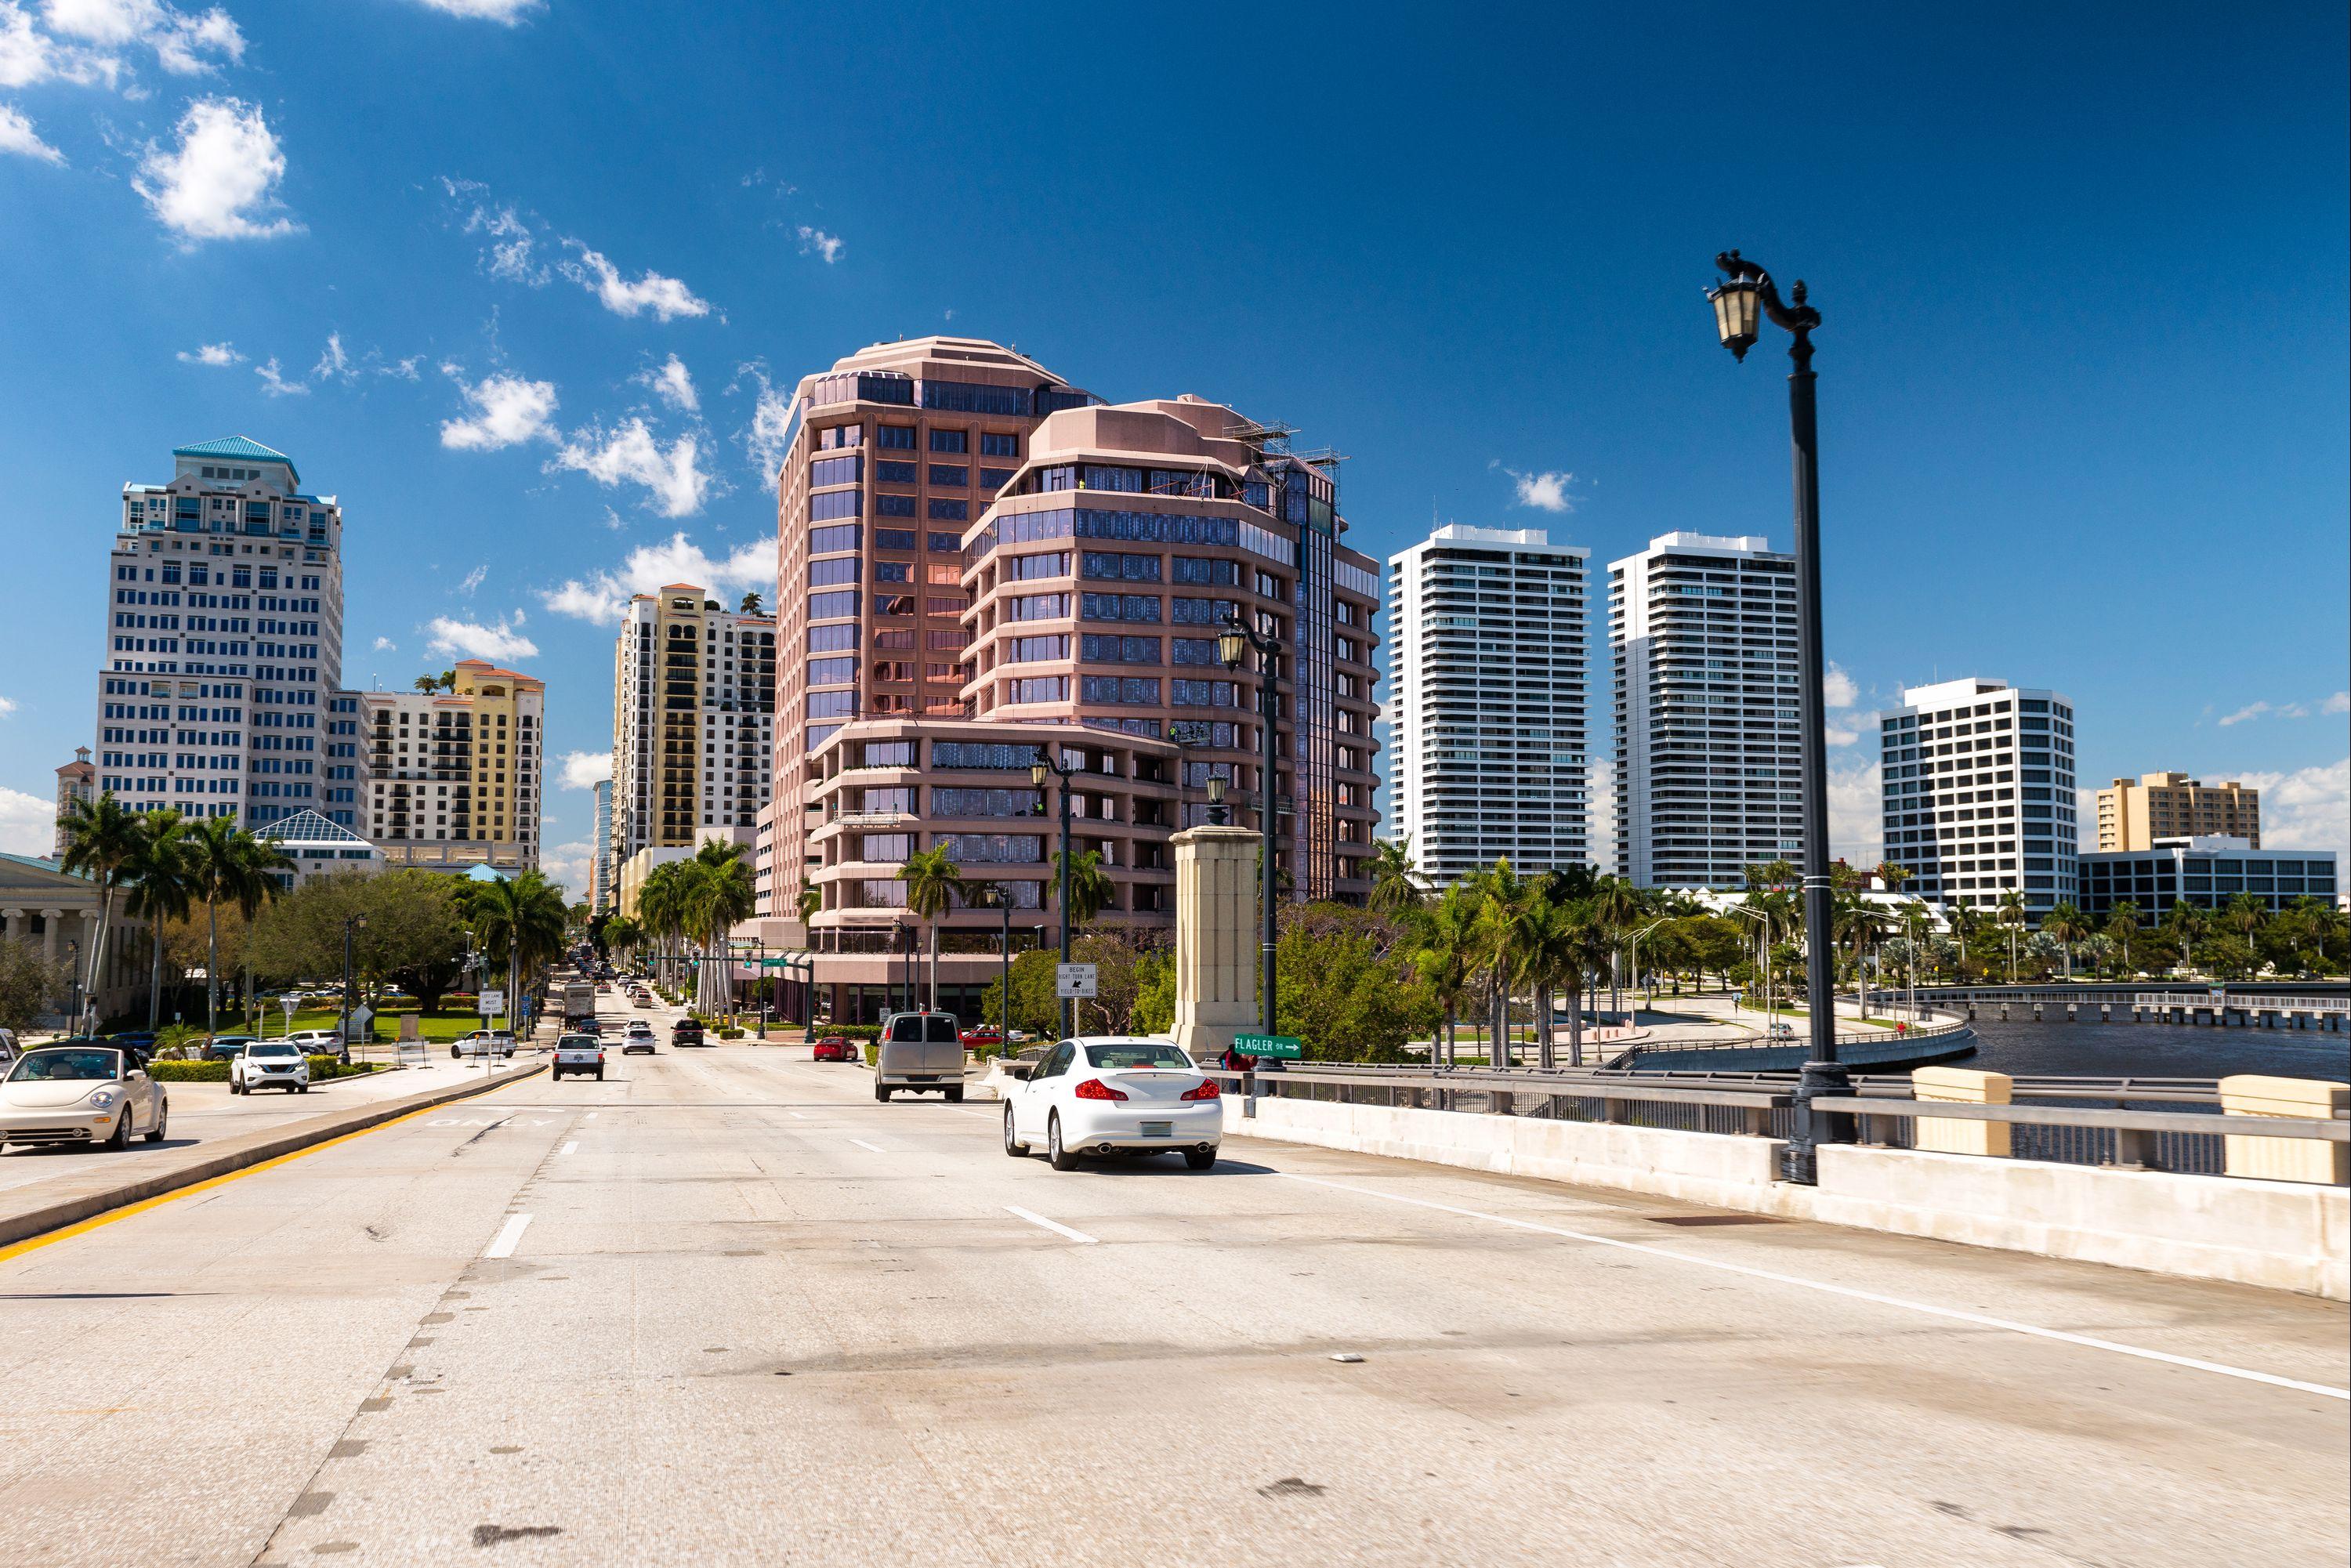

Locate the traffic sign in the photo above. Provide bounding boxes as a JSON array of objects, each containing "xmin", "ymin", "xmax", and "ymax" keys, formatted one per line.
[
  {"xmin": 478, "ymin": 989, "xmax": 505, "ymax": 1016},
  {"xmin": 1056, "ymin": 962, "xmax": 1098, "ymax": 999},
  {"xmin": 1233, "ymin": 1033, "xmax": 1302, "ymax": 1059}
]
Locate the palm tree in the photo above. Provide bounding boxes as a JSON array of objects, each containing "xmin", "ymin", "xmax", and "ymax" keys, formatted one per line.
[
  {"xmin": 58, "ymin": 791, "xmax": 146, "ymax": 1034},
  {"xmin": 795, "ymin": 879, "xmax": 821, "ymax": 925},
  {"xmin": 1995, "ymin": 889, "xmax": 2029, "ymax": 981},
  {"xmin": 739, "ymin": 591, "xmax": 765, "ymax": 615},
  {"xmin": 2160, "ymin": 898, "xmax": 2204, "ymax": 976},
  {"xmin": 2105, "ymin": 902, "xmax": 2141, "ymax": 976},
  {"xmin": 636, "ymin": 861, "xmax": 693, "ymax": 991},
  {"xmin": 463, "ymin": 870, "xmax": 570, "ymax": 1024},
  {"xmin": 1049, "ymin": 848, "xmax": 1114, "ymax": 929},
  {"xmin": 411, "ymin": 675, "xmax": 440, "ymax": 694},
  {"xmin": 184, "ymin": 816, "xmax": 290, "ymax": 1037},
  {"xmin": 600, "ymin": 914, "xmax": 643, "ymax": 964},
  {"xmin": 1409, "ymin": 884, "xmax": 1480, "ymax": 1069},
  {"xmin": 897, "ymin": 846, "xmax": 967, "ymax": 1010},
  {"xmin": 1364, "ymin": 837, "xmax": 1425, "ymax": 917},
  {"xmin": 122, "ymin": 809, "xmax": 195, "ymax": 1030},
  {"xmin": 1592, "ymin": 874, "xmax": 1643, "ymax": 1019},
  {"xmin": 1465, "ymin": 859, "xmax": 1533, "ymax": 1066},
  {"xmin": 2219, "ymin": 891, "xmax": 2266, "ymax": 945},
  {"xmin": 2040, "ymin": 901, "xmax": 2092, "ymax": 980},
  {"xmin": 680, "ymin": 843, "xmax": 755, "ymax": 1016}
]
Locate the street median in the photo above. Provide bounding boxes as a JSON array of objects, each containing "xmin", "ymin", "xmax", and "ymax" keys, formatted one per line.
[{"xmin": 0, "ymin": 1059, "xmax": 547, "ymax": 1252}]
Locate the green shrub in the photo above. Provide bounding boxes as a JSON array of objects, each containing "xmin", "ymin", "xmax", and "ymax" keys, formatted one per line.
[
  {"xmin": 147, "ymin": 1059, "xmax": 228, "ymax": 1082},
  {"xmin": 716, "ymin": 1027, "xmax": 744, "ymax": 1039}
]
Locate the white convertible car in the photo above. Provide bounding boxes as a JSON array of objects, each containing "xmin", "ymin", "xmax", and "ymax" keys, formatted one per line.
[
  {"xmin": 1002, "ymin": 1037, "xmax": 1223, "ymax": 1171},
  {"xmin": 0, "ymin": 1045, "xmax": 169, "ymax": 1151}
]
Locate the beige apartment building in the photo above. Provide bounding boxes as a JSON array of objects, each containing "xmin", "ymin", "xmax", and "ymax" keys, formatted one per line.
[
  {"xmin": 609, "ymin": 585, "xmax": 776, "ymax": 897},
  {"xmin": 53, "ymin": 748, "xmax": 96, "ymax": 856},
  {"xmin": 362, "ymin": 660, "xmax": 544, "ymax": 875},
  {"xmin": 2096, "ymin": 771, "xmax": 2260, "ymax": 851}
]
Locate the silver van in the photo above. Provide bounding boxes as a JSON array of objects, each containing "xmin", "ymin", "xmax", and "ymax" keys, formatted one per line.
[{"xmin": 875, "ymin": 1012, "xmax": 965, "ymax": 1103}]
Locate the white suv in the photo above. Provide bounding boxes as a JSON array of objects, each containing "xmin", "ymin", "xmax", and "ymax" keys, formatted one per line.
[
  {"xmin": 233, "ymin": 1040, "xmax": 311, "ymax": 1095},
  {"xmin": 451, "ymin": 1030, "xmax": 518, "ymax": 1059}
]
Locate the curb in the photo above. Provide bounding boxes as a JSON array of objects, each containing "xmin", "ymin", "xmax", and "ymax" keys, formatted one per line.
[{"xmin": 0, "ymin": 1059, "xmax": 548, "ymax": 1252}]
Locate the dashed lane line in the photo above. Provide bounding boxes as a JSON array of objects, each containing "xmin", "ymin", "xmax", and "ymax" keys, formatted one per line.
[
  {"xmin": 1005, "ymin": 1205, "xmax": 1098, "ymax": 1245},
  {"xmin": 483, "ymin": 1213, "xmax": 534, "ymax": 1259}
]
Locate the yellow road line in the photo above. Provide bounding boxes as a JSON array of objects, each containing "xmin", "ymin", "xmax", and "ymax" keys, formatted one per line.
[{"xmin": 0, "ymin": 1064, "xmax": 546, "ymax": 1269}]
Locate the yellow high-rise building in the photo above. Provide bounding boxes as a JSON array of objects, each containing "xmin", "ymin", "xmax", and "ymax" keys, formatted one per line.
[{"xmin": 2094, "ymin": 771, "xmax": 2260, "ymax": 850}]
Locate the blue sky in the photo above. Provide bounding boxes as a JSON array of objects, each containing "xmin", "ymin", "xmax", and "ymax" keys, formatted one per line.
[{"xmin": 3, "ymin": 0, "xmax": 2345, "ymax": 891}]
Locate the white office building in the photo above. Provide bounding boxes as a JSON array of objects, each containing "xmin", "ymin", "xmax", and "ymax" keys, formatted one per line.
[
  {"xmin": 1876, "ymin": 676, "xmax": 2078, "ymax": 914},
  {"xmin": 610, "ymin": 585, "xmax": 777, "ymax": 874},
  {"xmin": 1386, "ymin": 525, "xmax": 1590, "ymax": 883},
  {"xmin": 93, "ymin": 436, "xmax": 347, "ymax": 831},
  {"xmin": 1607, "ymin": 532, "xmax": 1801, "ymax": 889}
]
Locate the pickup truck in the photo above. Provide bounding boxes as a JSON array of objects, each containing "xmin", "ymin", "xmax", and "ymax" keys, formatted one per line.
[{"xmin": 551, "ymin": 1032, "xmax": 604, "ymax": 1081}]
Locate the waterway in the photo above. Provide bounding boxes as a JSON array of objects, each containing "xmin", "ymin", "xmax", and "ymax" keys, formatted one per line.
[{"xmin": 1959, "ymin": 1015, "xmax": 2350, "ymax": 1081}]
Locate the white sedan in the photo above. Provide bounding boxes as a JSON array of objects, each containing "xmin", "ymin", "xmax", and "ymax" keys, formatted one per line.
[
  {"xmin": 1002, "ymin": 1037, "xmax": 1222, "ymax": 1171},
  {"xmin": 0, "ymin": 1045, "xmax": 169, "ymax": 1150}
]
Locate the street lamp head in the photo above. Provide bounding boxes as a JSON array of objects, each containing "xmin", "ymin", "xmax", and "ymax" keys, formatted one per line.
[
  {"xmin": 1205, "ymin": 775, "xmax": 1226, "ymax": 805},
  {"xmin": 1708, "ymin": 273, "xmax": 1762, "ymax": 361},
  {"xmin": 1031, "ymin": 759, "xmax": 1049, "ymax": 788},
  {"xmin": 1216, "ymin": 625, "xmax": 1248, "ymax": 669}
]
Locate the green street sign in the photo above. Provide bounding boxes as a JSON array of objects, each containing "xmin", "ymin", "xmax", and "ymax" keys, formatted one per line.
[{"xmin": 1233, "ymin": 1034, "xmax": 1302, "ymax": 1059}]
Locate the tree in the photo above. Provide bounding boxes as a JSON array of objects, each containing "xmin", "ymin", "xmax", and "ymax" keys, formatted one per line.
[
  {"xmin": 2040, "ymin": 901, "xmax": 2092, "ymax": 980},
  {"xmin": 248, "ymin": 870, "xmax": 468, "ymax": 1010},
  {"xmin": 2160, "ymin": 899, "xmax": 2205, "ymax": 975},
  {"xmin": 58, "ymin": 791, "xmax": 146, "ymax": 1032},
  {"xmin": 0, "ymin": 937, "xmax": 69, "ymax": 1033},
  {"xmin": 123, "ymin": 809, "xmax": 195, "ymax": 1031},
  {"xmin": 1995, "ymin": 889, "xmax": 2029, "ymax": 982},
  {"xmin": 412, "ymin": 675, "xmax": 440, "ymax": 694},
  {"xmin": 1049, "ymin": 848, "xmax": 1114, "ymax": 929},
  {"xmin": 1407, "ymin": 883, "xmax": 1480, "ymax": 1068},
  {"xmin": 1364, "ymin": 837, "xmax": 1425, "ymax": 917},
  {"xmin": 1465, "ymin": 859, "xmax": 1533, "ymax": 1066},
  {"xmin": 459, "ymin": 869, "xmax": 571, "ymax": 1016},
  {"xmin": 636, "ymin": 861, "xmax": 693, "ymax": 989},
  {"xmin": 897, "ymin": 847, "xmax": 967, "ymax": 1010},
  {"xmin": 676, "ymin": 844, "xmax": 755, "ymax": 1014},
  {"xmin": 2105, "ymin": 902, "xmax": 2142, "ymax": 975},
  {"xmin": 795, "ymin": 880, "xmax": 821, "ymax": 926},
  {"xmin": 1591, "ymin": 874, "xmax": 1643, "ymax": 1018},
  {"xmin": 183, "ymin": 815, "xmax": 290, "ymax": 1036},
  {"xmin": 739, "ymin": 591, "xmax": 766, "ymax": 615}
]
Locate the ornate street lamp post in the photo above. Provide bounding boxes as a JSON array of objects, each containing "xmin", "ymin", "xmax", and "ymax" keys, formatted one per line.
[
  {"xmin": 339, "ymin": 913, "xmax": 368, "ymax": 1063},
  {"xmin": 1031, "ymin": 748, "xmax": 1079, "ymax": 1039},
  {"xmin": 1219, "ymin": 615, "xmax": 1285, "ymax": 1037},
  {"xmin": 1708, "ymin": 248, "xmax": 1847, "ymax": 1182}
]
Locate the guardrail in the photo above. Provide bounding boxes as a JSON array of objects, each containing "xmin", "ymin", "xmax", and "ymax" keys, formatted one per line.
[{"xmin": 1205, "ymin": 1061, "xmax": 2348, "ymax": 1182}]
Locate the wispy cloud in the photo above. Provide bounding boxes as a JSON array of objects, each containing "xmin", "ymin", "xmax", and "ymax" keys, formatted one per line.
[
  {"xmin": 538, "ymin": 531, "xmax": 777, "ymax": 624},
  {"xmin": 2219, "ymin": 693, "xmax": 2345, "ymax": 726},
  {"xmin": 734, "ymin": 362, "xmax": 798, "ymax": 492},
  {"xmin": 13, "ymin": 0, "xmax": 243, "ymax": 85},
  {"xmin": 311, "ymin": 330, "xmax": 351, "ymax": 383},
  {"xmin": 255, "ymin": 357, "xmax": 308, "ymax": 397},
  {"xmin": 439, "ymin": 365, "xmax": 560, "ymax": 450},
  {"xmin": 455, "ymin": 563, "xmax": 487, "ymax": 596},
  {"xmin": 404, "ymin": 0, "xmax": 542, "ymax": 22},
  {"xmin": 2215, "ymin": 759, "xmax": 2350, "ymax": 864},
  {"xmin": 371, "ymin": 636, "xmax": 397, "ymax": 652},
  {"xmin": 795, "ymin": 224, "xmax": 843, "ymax": 263},
  {"xmin": 0, "ymin": 102, "xmax": 63, "ymax": 163},
  {"xmin": 551, "ymin": 418, "xmax": 711, "ymax": 517},
  {"xmin": 426, "ymin": 611, "xmax": 537, "ymax": 662},
  {"xmin": 636, "ymin": 352, "xmax": 698, "ymax": 413},
  {"xmin": 176, "ymin": 339, "xmax": 241, "ymax": 366},
  {"xmin": 559, "ymin": 239, "xmax": 712, "ymax": 321},
  {"xmin": 134, "ymin": 96, "xmax": 299, "ymax": 243}
]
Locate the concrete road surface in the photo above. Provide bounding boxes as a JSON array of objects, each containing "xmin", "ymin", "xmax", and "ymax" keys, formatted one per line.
[{"xmin": 0, "ymin": 1012, "xmax": 2342, "ymax": 1564}]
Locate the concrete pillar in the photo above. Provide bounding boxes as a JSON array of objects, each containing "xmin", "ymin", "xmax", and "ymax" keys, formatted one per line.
[
  {"xmin": 1169, "ymin": 825, "xmax": 1259, "ymax": 1064},
  {"xmin": 2219, "ymin": 1076, "xmax": 2349, "ymax": 1185},
  {"xmin": 1912, "ymin": 1066, "xmax": 2012, "ymax": 1157},
  {"xmin": 42, "ymin": 909, "xmax": 63, "ymax": 964}
]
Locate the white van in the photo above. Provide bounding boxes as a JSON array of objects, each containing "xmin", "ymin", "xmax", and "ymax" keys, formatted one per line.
[{"xmin": 874, "ymin": 1012, "xmax": 965, "ymax": 1103}]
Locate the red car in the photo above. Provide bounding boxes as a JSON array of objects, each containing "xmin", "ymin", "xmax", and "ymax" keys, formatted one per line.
[
  {"xmin": 810, "ymin": 1034, "xmax": 855, "ymax": 1063},
  {"xmin": 958, "ymin": 1027, "xmax": 1004, "ymax": 1049}
]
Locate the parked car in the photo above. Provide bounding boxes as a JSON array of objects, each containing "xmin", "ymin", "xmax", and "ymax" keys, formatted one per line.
[
  {"xmin": 621, "ymin": 1021, "xmax": 656, "ymax": 1055},
  {"xmin": 810, "ymin": 1034, "xmax": 855, "ymax": 1063},
  {"xmin": 1, "ymin": 1045, "xmax": 168, "ymax": 1150},
  {"xmin": 284, "ymin": 1028, "xmax": 346, "ymax": 1060},
  {"xmin": 451, "ymin": 1030, "xmax": 519, "ymax": 1059},
  {"xmin": 875, "ymin": 1012, "xmax": 965, "ymax": 1103},
  {"xmin": 958, "ymin": 1027, "xmax": 1005, "ymax": 1050},
  {"xmin": 1001, "ymin": 1037, "xmax": 1220, "ymax": 1171},
  {"xmin": 109, "ymin": 1030, "xmax": 158, "ymax": 1055},
  {"xmin": 551, "ymin": 1033, "xmax": 605, "ymax": 1081},
  {"xmin": 671, "ymin": 1017, "xmax": 705, "ymax": 1047},
  {"xmin": 232, "ymin": 1040, "xmax": 311, "ymax": 1095},
  {"xmin": 0, "ymin": 1027, "xmax": 18, "ymax": 1068},
  {"xmin": 203, "ymin": 1034, "xmax": 257, "ymax": 1062}
]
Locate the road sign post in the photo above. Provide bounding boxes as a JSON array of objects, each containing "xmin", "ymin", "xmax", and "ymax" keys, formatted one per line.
[{"xmin": 1055, "ymin": 963, "xmax": 1098, "ymax": 1000}]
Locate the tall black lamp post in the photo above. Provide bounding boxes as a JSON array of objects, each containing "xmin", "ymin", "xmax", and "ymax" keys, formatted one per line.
[
  {"xmin": 338, "ymin": 913, "xmax": 368, "ymax": 1062},
  {"xmin": 1707, "ymin": 248, "xmax": 1846, "ymax": 1183},
  {"xmin": 980, "ymin": 883, "xmax": 1012, "ymax": 1052},
  {"xmin": 1218, "ymin": 615, "xmax": 1284, "ymax": 1037},
  {"xmin": 1031, "ymin": 748, "xmax": 1078, "ymax": 1039}
]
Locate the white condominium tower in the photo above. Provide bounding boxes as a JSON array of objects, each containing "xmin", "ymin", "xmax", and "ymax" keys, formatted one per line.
[
  {"xmin": 1608, "ymin": 532, "xmax": 1801, "ymax": 889},
  {"xmin": 610, "ymin": 584, "xmax": 778, "ymax": 883},
  {"xmin": 1877, "ymin": 676, "xmax": 2078, "ymax": 914},
  {"xmin": 1386, "ymin": 525, "xmax": 1589, "ymax": 884},
  {"xmin": 94, "ymin": 436, "xmax": 348, "ymax": 831}
]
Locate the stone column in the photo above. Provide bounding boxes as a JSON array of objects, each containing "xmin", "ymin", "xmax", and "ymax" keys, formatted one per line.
[
  {"xmin": 1170, "ymin": 825, "xmax": 1259, "ymax": 1064},
  {"xmin": 42, "ymin": 909, "xmax": 63, "ymax": 964}
]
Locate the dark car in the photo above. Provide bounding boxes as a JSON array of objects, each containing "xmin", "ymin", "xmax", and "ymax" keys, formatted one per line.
[
  {"xmin": 672, "ymin": 1017, "xmax": 705, "ymax": 1047},
  {"xmin": 811, "ymin": 1034, "xmax": 854, "ymax": 1063},
  {"xmin": 203, "ymin": 1034, "xmax": 257, "ymax": 1062}
]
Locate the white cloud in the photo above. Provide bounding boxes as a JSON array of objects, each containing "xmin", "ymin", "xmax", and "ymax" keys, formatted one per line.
[
  {"xmin": 558, "ymin": 241, "xmax": 712, "ymax": 321},
  {"xmin": 1585, "ymin": 758, "xmax": 1614, "ymax": 873},
  {"xmin": 636, "ymin": 352, "xmax": 698, "ymax": 412},
  {"xmin": 3, "ymin": 4, "xmax": 110, "ymax": 90},
  {"xmin": 455, "ymin": 563, "xmax": 486, "ymax": 596},
  {"xmin": 2221, "ymin": 701, "xmax": 2274, "ymax": 726},
  {"xmin": 538, "ymin": 838, "xmax": 594, "ymax": 900},
  {"xmin": 737, "ymin": 363, "xmax": 797, "ymax": 492},
  {"xmin": 795, "ymin": 224, "xmax": 842, "ymax": 263},
  {"xmin": 1822, "ymin": 663, "xmax": 1858, "ymax": 709},
  {"xmin": 1490, "ymin": 460, "xmax": 1575, "ymax": 512},
  {"xmin": 425, "ymin": 612, "xmax": 538, "ymax": 663},
  {"xmin": 2219, "ymin": 759, "xmax": 2350, "ymax": 866},
  {"xmin": 1828, "ymin": 755, "xmax": 1882, "ymax": 868},
  {"xmin": 464, "ymin": 200, "xmax": 544, "ymax": 284},
  {"xmin": 0, "ymin": 782, "xmax": 53, "ymax": 856},
  {"xmin": 0, "ymin": 101, "xmax": 63, "ymax": 161},
  {"xmin": 254, "ymin": 357, "xmax": 307, "ymax": 397},
  {"xmin": 1824, "ymin": 722, "xmax": 1860, "ymax": 748},
  {"xmin": 440, "ymin": 366, "xmax": 559, "ymax": 450},
  {"xmin": 0, "ymin": 693, "xmax": 16, "ymax": 715},
  {"xmin": 134, "ymin": 96, "xmax": 299, "ymax": 242},
  {"xmin": 34, "ymin": 0, "xmax": 241, "ymax": 76},
  {"xmin": 176, "ymin": 339, "xmax": 241, "ymax": 365},
  {"xmin": 405, "ymin": 0, "xmax": 541, "ymax": 23},
  {"xmin": 550, "ymin": 418, "xmax": 710, "ymax": 517},
  {"xmin": 557, "ymin": 750, "xmax": 611, "ymax": 790},
  {"xmin": 371, "ymin": 636, "xmax": 397, "ymax": 651},
  {"xmin": 2219, "ymin": 693, "xmax": 2344, "ymax": 726},
  {"xmin": 2324, "ymin": 691, "xmax": 2349, "ymax": 716},
  {"xmin": 311, "ymin": 331, "xmax": 352, "ymax": 383},
  {"xmin": 538, "ymin": 531, "xmax": 777, "ymax": 624}
]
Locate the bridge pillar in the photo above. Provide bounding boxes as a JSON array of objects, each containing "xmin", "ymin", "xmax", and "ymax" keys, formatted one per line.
[
  {"xmin": 1912, "ymin": 1066, "xmax": 2012, "ymax": 1157},
  {"xmin": 1998, "ymin": 1003, "xmax": 2009, "ymax": 1020},
  {"xmin": 2032, "ymin": 1003, "xmax": 2043, "ymax": 1019},
  {"xmin": 2098, "ymin": 1005, "xmax": 2110, "ymax": 1023},
  {"xmin": 2220, "ymin": 1077, "xmax": 2350, "ymax": 1184},
  {"xmin": 1168, "ymin": 825, "xmax": 1259, "ymax": 1066}
]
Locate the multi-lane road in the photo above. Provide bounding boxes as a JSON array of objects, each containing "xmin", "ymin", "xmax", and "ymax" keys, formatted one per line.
[{"xmin": 0, "ymin": 993, "xmax": 2342, "ymax": 1565}]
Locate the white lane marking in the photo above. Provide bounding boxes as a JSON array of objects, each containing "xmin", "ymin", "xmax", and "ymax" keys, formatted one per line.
[
  {"xmin": 1277, "ymin": 1172, "xmax": 2351, "ymax": 1402},
  {"xmin": 484, "ymin": 1213, "xmax": 534, "ymax": 1259},
  {"xmin": 560, "ymin": 1140, "xmax": 578, "ymax": 1156},
  {"xmin": 788, "ymin": 1112, "xmax": 810, "ymax": 1120},
  {"xmin": 1005, "ymin": 1205, "xmax": 1098, "ymax": 1245},
  {"xmin": 584, "ymin": 1112, "xmax": 598, "ymax": 1121},
  {"xmin": 848, "ymin": 1139, "xmax": 887, "ymax": 1153}
]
